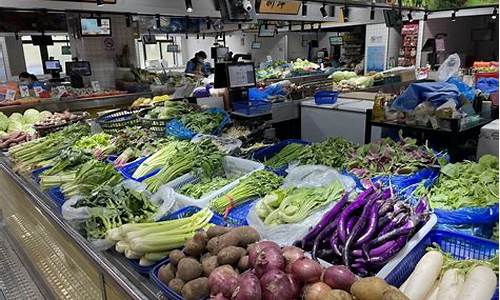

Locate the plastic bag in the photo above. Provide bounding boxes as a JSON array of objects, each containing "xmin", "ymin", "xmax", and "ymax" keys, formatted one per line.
[
  {"xmin": 437, "ymin": 53, "xmax": 461, "ymax": 82},
  {"xmin": 476, "ymin": 78, "xmax": 499, "ymax": 95},
  {"xmin": 434, "ymin": 205, "xmax": 499, "ymax": 239},
  {"xmin": 247, "ymin": 165, "xmax": 355, "ymax": 245},
  {"xmin": 446, "ymin": 76, "xmax": 476, "ymax": 101}
]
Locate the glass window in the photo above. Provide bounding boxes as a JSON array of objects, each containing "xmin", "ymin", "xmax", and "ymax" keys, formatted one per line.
[
  {"xmin": 22, "ymin": 43, "xmax": 43, "ymax": 75},
  {"xmin": 22, "ymin": 35, "xmax": 72, "ymax": 75}
]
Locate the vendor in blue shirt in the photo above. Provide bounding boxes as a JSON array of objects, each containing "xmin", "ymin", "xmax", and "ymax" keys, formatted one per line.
[
  {"xmin": 185, "ymin": 51, "xmax": 209, "ymax": 77},
  {"xmin": 19, "ymin": 72, "xmax": 38, "ymax": 87}
]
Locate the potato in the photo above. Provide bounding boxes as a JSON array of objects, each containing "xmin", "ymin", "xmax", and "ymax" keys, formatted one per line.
[
  {"xmin": 168, "ymin": 278, "xmax": 185, "ymax": 294},
  {"xmin": 207, "ymin": 225, "xmax": 231, "ymax": 238},
  {"xmin": 207, "ymin": 232, "xmax": 240, "ymax": 255},
  {"xmin": 330, "ymin": 289, "xmax": 353, "ymax": 300},
  {"xmin": 181, "ymin": 277, "xmax": 210, "ymax": 300},
  {"xmin": 231, "ymin": 226, "xmax": 261, "ymax": 246},
  {"xmin": 350, "ymin": 277, "xmax": 389, "ymax": 300},
  {"xmin": 217, "ymin": 246, "xmax": 246, "ymax": 265},
  {"xmin": 169, "ymin": 250, "xmax": 185, "ymax": 266},
  {"xmin": 237, "ymin": 255, "xmax": 249, "ymax": 272},
  {"xmin": 176, "ymin": 257, "xmax": 203, "ymax": 282},
  {"xmin": 158, "ymin": 264, "xmax": 175, "ymax": 284},
  {"xmin": 201, "ymin": 255, "xmax": 219, "ymax": 276},
  {"xmin": 382, "ymin": 286, "xmax": 410, "ymax": 300},
  {"xmin": 184, "ymin": 238, "xmax": 205, "ymax": 257},
  {"xmin": 194, "ymin": 229, "xmax": 208, "ymax": 244}
]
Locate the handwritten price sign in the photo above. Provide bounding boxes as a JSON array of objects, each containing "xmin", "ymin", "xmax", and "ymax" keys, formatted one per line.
[{"xmin": 258, "ymin": 0, "xmax": 301, "ymax": 15}]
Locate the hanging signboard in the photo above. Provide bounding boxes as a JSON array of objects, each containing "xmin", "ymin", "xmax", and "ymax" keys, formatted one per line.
[
  {"xmin": 257, "ymin": 0, "xmax": 301, "ymax": 15},
  {"xmin": 329, "ymin": 36, "xmax": 343, "ymax": 45}
]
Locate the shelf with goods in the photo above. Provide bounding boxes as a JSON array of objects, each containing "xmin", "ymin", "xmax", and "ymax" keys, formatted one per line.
[
  {"xmin": 398, "ymin": 23, "xmax": 419, "ymax": 67},
  {"xmin": 0, "ymin": 100, "xmax": 497, "ymax": 300}
]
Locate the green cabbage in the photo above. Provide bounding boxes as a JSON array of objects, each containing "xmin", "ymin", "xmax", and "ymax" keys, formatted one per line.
[
  {"xmin": 331, "ymin": 71, "xmax": 346, "ymax": 82},
  {"xmin": 9, "ymin": 112, "xmax": 23, "ymax": 124},
  {"xmin": 344, "ymin": 71, "xmax": 357, "ymax": 80},
  {"xmin": 7, "ymin": 121, "xmax": 23, "ymax": 133},
  {"xmin": 23, "ymin": 109, "xmax": 41, "ymax": 124},
  {"xmin": 0, "ymin": 112, "xmax": 8, "ymax": 131},
  {"xmin": 40, "ymin": 111, "xmax": 52, "ymax": 121}
]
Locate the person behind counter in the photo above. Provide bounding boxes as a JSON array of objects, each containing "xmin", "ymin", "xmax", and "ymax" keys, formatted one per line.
[
  {"xmin": 19, "ymin": 72, "xmax": 38, "ymax": 85},
  {"xmin": 185, "ymin": 51, "xmax": 209, "ymax": 77}
]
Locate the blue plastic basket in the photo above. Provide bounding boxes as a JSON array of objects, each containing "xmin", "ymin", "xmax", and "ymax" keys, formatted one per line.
[
  {"xmin": 105, "ymin": 155, "xmax": 118, "ymax": 165},
  {"xmin": 233, "ymin": 100, "xmax": 272, "ymax": 116},
  {"xmin": 166, "ymin": 108, "xmax": 231, "ymax": 140},
  {"xmin": 118, "ymin": 157, "xmax": 160, "ymax": 182},
  {"xmin": 128, "ymin": 257, "xmax": 168, "ymax": 277},
  {"xmin": 150, "ymin": 259, "xmax": 184, "ymax": 300},
  {"xmin": 251, "ymin": 139, "xmax": 310, "ymax": 176},
  {"xmin": 384, "ymin": 229, "xmax": 499, "ymax": 300},
  {"xmin": 159, "ymin": 206, "xmax": 227, "ymax": 226},
  {"xmin": 31, "ymin": 166, "xmax": 52, "ymax": 183},
  {"xmin": 47, "ymin": 187, "xmax": 65, "ymax": 207},
  {"xmin": 314, "ymin": 91, "xmax": 339, "ymax": 105},
  {"xmin": 213, "ymin": 199, "xmax": 257, "ymax": 226}
]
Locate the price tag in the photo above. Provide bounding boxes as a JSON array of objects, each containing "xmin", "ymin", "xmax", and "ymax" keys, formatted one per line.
[
  {"xmin": 91, "ymin": 81, "xmax": 101, "ymax": 92},
  {"xmin": 5, "ymin": 89, "xmax": 16, "ymax": 101},
  {"xmin": 19, "ymin": 85, "xmax": 30, "ymax": 98},
  {"xmin": 33, "ymin": 86, "xmax": 44, "ymax": 97}
]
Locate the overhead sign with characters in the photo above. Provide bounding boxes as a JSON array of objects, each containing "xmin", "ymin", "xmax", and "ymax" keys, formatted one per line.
[{"xmin": 257, "ymin": 0, "xmax": 301, "ymax": 15}]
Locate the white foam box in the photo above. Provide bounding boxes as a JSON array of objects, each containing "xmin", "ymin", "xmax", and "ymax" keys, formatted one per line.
[{"xmin": 477, "ymin": 119, "xmax": 499, "ymax": 158}]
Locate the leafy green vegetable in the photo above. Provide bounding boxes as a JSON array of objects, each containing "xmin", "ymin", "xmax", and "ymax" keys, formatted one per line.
[
  {"xmin": 0, "ymin": 112, "xmax": 9, "ymax": 131},
  {"xmin": 211, "ymin": 170, "xmax": 283, "ymax": 215},
  {"xmin": 180, "ymin": 110, "xmax": 225, "ymax": 134},
  {"xmin": 42, "ymin": 148, "xmax": 92, "ymax": 176},
  {"xmin": 299, "ymin": 137, "xmax": 355, "ymax": 169},
  {"xmin": 256, "ymin": 180, "xmax": 344, "ymax": 225},
  {"xmin": 428, "ymin": 244, "xmax": 499, "ymax": 276},
  {"xmin": 264, "ymin": 143, "xmax": 307, "ymax": 168},
  {"xmin": 23, "ymin": 109, "xmax": 41, "ymax": 124},
  {"xmin": 145, "ymin": 101, "xmax": 193, "ymax": 120},
  {"xmin": 132, "ymin": 141, "xmax": 184, "ymax": 179},
  {"xmin": 179, "ymin": 176, "xmax": 233, "ymax": 199},
  {"xmin": 417, "ymin": 155, "xmax": 498, "ymax": 209},
  {"xmin": 74, "ymin": 133, "xmax": 112, "ymax": 151}
]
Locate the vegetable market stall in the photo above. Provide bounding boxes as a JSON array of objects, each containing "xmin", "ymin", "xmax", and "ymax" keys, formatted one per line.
[{"xmin": 0, "ymin": 156, "xmax": 165, "ymax": 300}]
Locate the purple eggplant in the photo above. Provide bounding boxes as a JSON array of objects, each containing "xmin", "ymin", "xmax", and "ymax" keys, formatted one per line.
[
  {"xmin": 301, "ymin": 192, "xmax": 348, "ymax": 248},
  {"xmin": 355, "ymin": 202, "xmax": 380, "ymax": 246},
  {"xmin": 415, "ymin": 197, "xmax": 429, "ymax": 214},
  {"xmin": 352, "ymin": 236, "xmax": 406, "ymax": 258},
  {"xmin": 311, "ymin": 217, "xmax": 339, "ymax": 260},
  {"xmin": 342, "ymin": 190, "xmax": 381, "ymax": 266},
  {"xmin": 346, "ymin": 216, "xmax": 359, "ymax": 236},
  {"xmin": 355, "ymin": 236, "xmax": 407, "ymax": 266},
  {"xmin": 329, "ymin": 235, "xmax": 342, "ymax": 257},
  {"xmin": 365, "ymin": 216, "xmax": 419, "ymax": 250},
  {"xmin": 338, "ymin": 187, "xmax": 375, "ymax": 244}
]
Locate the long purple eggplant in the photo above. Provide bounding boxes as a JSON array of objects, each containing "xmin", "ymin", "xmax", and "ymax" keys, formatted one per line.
[
  {"xmin": 415, "ymin": 197, "xmax": 429, "ymax": 214},
  {"xmin": 352, "ymin": 236, "xmax": 406, "ymax": 258},
  {"xmin": 338, "ymin": 187, "xmax": 375, "ymax": 244},
  {"xmin": 301, "ymin": 192, "xmax": 349, "ymax": 248},
  {"xmin": 329, "ymin": 235, "xmax": 342, "ymax": 257},
  {"xmin": 342, "ymin": 190, "xmax": 380, "ymax": 266},
  {"xmin": 355, "ymin": 202, "xmax": 381, "ymax": 246},
  {"xmin": 346, "ymin": 216, "xmax": 359, "ymax": 236},
  {"xmin": 365, "ymin": 216, "xmax": 419, "ymax": 250},
  {"xmin": 311, "ymin": 217, "xmax": 339, "ymax": 260},
  {"xmin": 354, "ymin": 236, "xmax": 407, "ymax": 266}
]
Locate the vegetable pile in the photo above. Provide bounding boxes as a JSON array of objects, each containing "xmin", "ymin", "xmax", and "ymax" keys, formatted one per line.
[
  {"xmin": 300, "ymin": 186, "xmax": 430, "ymax": 276},
  {"xmin": 416, "ymin": 155, "xmax": 499, "ymax": 209},
  {"xmin": 179, "ymin": 110, "xmax": 225, "ymax": 135},
  {"xmin": 347, "ymin": 137, "xmax": 439, "ymax": 179},
  {"xmin": 211, "ymin": 170, "xmax": 283, "ymax": 216},
  {"xmin": 157, "ymin": 225, "xmax": 261, "ymax": 300},
  {"xmin": 299, "ymin": 137, "xmax": 355, "ymax": 169},
  {"xmin": 255, "ymin": 180, "xmax": 344, "ymax": 225},
  {"xmin": 111, "ymin": 208, "xmax": 214, "ymax": 265},
  {"xmin": 34, "ymin": 111, "xmax": 84, "ymax": 128},
  {"xmin": 263, "ymin": 143, "xmax": 307, "ymax": 168},
  {"xmin": 132, "ymin": 141, "xmax": 186, "ymax": 179},
  {"xmin": 144, "ymin": 140, "xmax": 223, "ymax": 193},
  {"xmin": 179, "ymin": 176, "xmax": 234, "ymax": 200},
  {"xmin": 399, "ymin": 249, "xmax": 498, "ymax": 300},
  {"xmin": 145, "ymin": 101, "xmax": 194, "ymax": 120},
  {"xmin": 0, "ymin": 131, "xmax": 34, "ymax": 150}
]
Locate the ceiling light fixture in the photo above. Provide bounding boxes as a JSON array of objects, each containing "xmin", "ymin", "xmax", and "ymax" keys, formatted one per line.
[
  {"xmin": 343, "ymin": 5, "xmax": 349, "ymax": 21},
  {"xmin": 492, "ymin": 7, "xmax": 498, "ymax": 19},
  {"xmin": 155, "ymin": 14, "xmax": 161, "ymax": 28},
  {"xmin": 302, "ymin": 1, "xmax": 307, "ymax": 17},
  {"xmin": 330, "ymin": 5, "xmax": 335, "ymax": 17},
  {"xmin": 125, "ymin": 14, "xmax": 132, "ymax": 27},
  {"xmin": 370, "ymin": 6, "xmax": 375, "ymax": 20},
  {"xmin": 96, "ymin": 0, "xmax": 104, "ymax": 6},
  {"xmin": 289, "ymin": 22, "xmax": 293, "ymax": 31},
  {"xmin": 407, "ymin": 10, "xmax": 413, "ymax": 22},
  {"xmin": 301, "ymin": 22, "xmax": 305, "ymax": 30},
  {"xmin": 451, "ymin": 10, "xmax": 456, "ymax": 22},
  {"xmin": 206, "ymin": 17, "xmax": 212, "ymax": 30},
  {"xmin": 424, "ymin": 10, "xmax": 428, "ymax": 21},
  {"xmin": 185, "ymin": 0, "xmax": 193, "ymax": 13},
  {"xmin": 320, "ymin": 3, "xmax": 328, "ymax": 18}
]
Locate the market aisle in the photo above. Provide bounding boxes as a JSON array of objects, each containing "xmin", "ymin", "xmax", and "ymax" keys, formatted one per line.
[{"xmin": 0, "ymin": 228, "xmax": 44, "ymax": 300}]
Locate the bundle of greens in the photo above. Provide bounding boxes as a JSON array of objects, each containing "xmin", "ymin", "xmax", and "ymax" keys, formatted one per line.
[
  {"xmin": 132, "ymin": 141, "xmax": 186, "ymax": 179},
  {"xmin": 347, "ymin": 137, "xmax": 439, "ymax": 179},
  {"xmin": 211, "ymin": 170, "xmax": 283, "ymax": 215},
  {"xmin": 9, "ymin": 124, "xmax": 90, "ymax": 170},
  {"xmin": 42, "ymin": 148, "xmax": 92, "ymax": 176},
  {"xmin": 79, "ymin": 185, "xmax": 159, "ymax": 240},
  {"xmin": 299, "ymin": 137, "xmax": 355, "ymax": 169},
  {"xmin": 416, "ymin": 155, "xmax": 498, "ymax": 210},
  {"xmin": 109, "ymin": 208, "xmax": 213, "ymax": 262},
  {"xmin": 180, "ymin": 110, "xmax": 225, "ymax": 134},
  {"xmin": 179, "ymin": 176, "xmax": 233, "ymax": 199},
  {"xmin": 263, "ymin": 143, "xmax": 307, "ymax": 168},
  {"xmin": 255, "ymin": 180, "xmax": 344, "ymax": 225},
  {"xmin": 112, "ymin": 132, "xmax": 172, "ymax": 167},
  {"xmin": 39, "ymin": 170, "xmax": 77, "ymax": 190},
  {"xmin": 74, "ymin": 132, "xmax": 112, "ymax": 151},
  {"xmin": 145, "ymin": 101, "xmax": 194, "ymax": 120},
  {"xmin": 60, "ymin": 160, "xmax": 123, "ymax": 198},
  {"xmin": 144, "ymin": 140, "xmax": 223, "ymax": 193}
]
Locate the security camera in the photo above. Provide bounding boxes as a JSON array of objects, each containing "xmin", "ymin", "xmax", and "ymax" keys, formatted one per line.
[{"xmin": 242, "ymin": 0, "xmax": 253, "ymax": 12}]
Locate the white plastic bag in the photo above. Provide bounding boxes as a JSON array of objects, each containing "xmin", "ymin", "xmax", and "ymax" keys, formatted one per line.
[
  {"xmin": 247, "ymin": 165, "xmax": 355, "ymax": 245},
  {"xmin": 438, "ymin": 53, "xmax": 461, "ymax": 82}
]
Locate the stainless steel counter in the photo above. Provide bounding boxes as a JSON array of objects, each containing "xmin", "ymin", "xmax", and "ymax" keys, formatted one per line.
[{"xmin": 0, "ymin": 157, "xmax": 165, "ymax": 300}]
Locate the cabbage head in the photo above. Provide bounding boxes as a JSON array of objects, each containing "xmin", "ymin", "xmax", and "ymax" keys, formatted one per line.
[
  {"xmin": 0, "ymin": 112, "xmax": 8, "ymax": 131},
  {"xmin": 9, "ymin": 112, "xmax": 23, "ymax": 124},
  {"xmin": 344, "ymin": 71, "xmax": 358, "ymax": 80},
  {"xmin": 40, "ymin": 111, "xmax": 52, "ymax": 120},
  {"xmin": 23, "ymin": 108, "xmax": 41, "ymax": 124},
  {"xmin": 331, "ymin": 71, "xmax": 345, "ymax": 82}
]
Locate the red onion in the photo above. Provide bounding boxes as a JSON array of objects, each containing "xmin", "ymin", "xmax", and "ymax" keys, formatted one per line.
[
  {"xmin": 290, "ymin": 258, "xmax": 322, "ymax": 283},
  {"xmin": 254, "ymin": 246, "xmax": 285, "ymax": 278},
  {"xmin": 287, "ymin": 273, "xmax": 302, "ymax": 299},
  {"xmin": 322, "ymin": 265, "xmax": 357, "ymax": 292},
  {"xmin": 281, "ymin": 246, "xmax": 305, "ymax": 273},
  {"xmin": 303, "ymin": 282, "xmax": 333, "ymax": 300},
  {"xmin": 248, "ymin": 241, "xmax": 281, "ymax": 268},
  {"xmin": 209, "ymin": 293, "xmax": 229, "ymax": 300},
  {"xmin": 232, "ymin": 271, "xmax": 261, "ymax": 300},
  {"xmin": 208, "ymin": 265, "xmax": 238, "ymax": 298},
  {"xmin": 260, "ymin": 269, "xmax": 297, "ymax": 300}
]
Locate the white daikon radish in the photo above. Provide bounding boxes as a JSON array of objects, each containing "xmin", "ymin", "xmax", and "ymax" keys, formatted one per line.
[
  {"xmin": 457, "ymin": 265, "xmax": 497, "ymax": 300},
  {"xmin": 403, "ymin": 251, "xmax": 444, "ymax": 300},
  {"xmin": 423, "ymin": 281, "xmax": 439, "ymax": 300},
  {"xmin": 436, "ymin": 268, "xmax": 464, "ymax": 300}
]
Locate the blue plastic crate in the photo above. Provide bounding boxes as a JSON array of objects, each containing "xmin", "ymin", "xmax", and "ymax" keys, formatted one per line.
[
  {"xmin": 233, "ymin": 100, "xmax": 272, "ymax": 116},
  {"xmin": 250, "ymin": 139, "xmax": 310, "ymax": 176},
  {"xmin": 105, "ymin": 155, "xmax": 118, "ymax": 165},
  {"xmin": 213, "ymin": 199, "xmax": 256, "ymax": 226},
  {"xmin": 166, "ymin": 108, "xmax": 231, "ymax": 140},
  {"xmin": 118, "ymin": 157, "xmax": 160, "ymax": 182},
  {"xmin": 384, "ymin": 229, "xmax": 499, "ymax": 300},
  {"xmin": 150, "ymin": 259, "xmax": 184, "ymax": 300},
  {"xmin": 128, "ymin": 257, "xmax": 168, "ymax": 277},
  {"xmin": 314, "ymin": 91, "xmax": 339, "ymax": 105},
  {"xmin": 47, "ymin": 187, "xmax": 65, "ymax": 207},
  {"xmin": 31, "ymin": 166, "xmax": 52, "ymax": 183},
  {"xmin": 159, "ymin": 206, "xmax": 227, "ymax": 226}
]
